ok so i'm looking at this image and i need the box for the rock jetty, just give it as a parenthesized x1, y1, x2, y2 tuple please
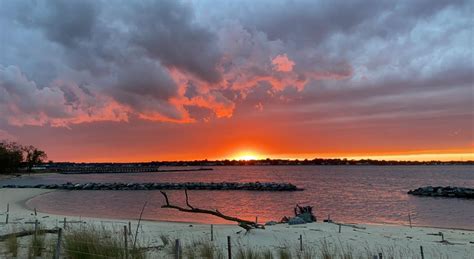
(0, 182, 303, 191)
(408, 186, 474, 199)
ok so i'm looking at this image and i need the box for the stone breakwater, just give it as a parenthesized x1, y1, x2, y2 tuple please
(408, 186, 474, 199)
(0, 182, 303, 191)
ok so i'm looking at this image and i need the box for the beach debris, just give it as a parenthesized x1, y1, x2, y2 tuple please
(297, 205, 317, 222)
(159, 190, 264, 231)
(281, 204, 317, 225)
(294, 204, 317, 222)
(288, 217, 306, 225)
(323, 214, 333, 223)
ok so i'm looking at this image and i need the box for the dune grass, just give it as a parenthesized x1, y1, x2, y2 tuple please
(63, 226, 145, 259)
(28, 232, 45, 258)
(5, 234, 18, 257)
(156, 235, 433, 259)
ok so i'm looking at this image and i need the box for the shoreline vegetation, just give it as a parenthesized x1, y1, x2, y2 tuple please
(0, 188, 473, 258)
(42, 158, 474, 170)
(3, 158, 469, 177)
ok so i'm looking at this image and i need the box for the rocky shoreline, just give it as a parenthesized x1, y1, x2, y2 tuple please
(0, 182, 303, 191)
(408, 186, 474, 199)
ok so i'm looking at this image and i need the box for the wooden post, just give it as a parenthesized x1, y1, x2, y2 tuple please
(175, 239, 181, 259)
(124, 226, 129, 259)
(63, 217, 67, 229)
(408, 213, 412, 228)
(128, 221, 132, 236)
(33, 219, 38, 254)
(34, 207, 37, 216)
(54, 228, 62, 259)
(34, 219, 38, 240)
(5, 203, 9, 224)
(378, 252, 382, 259)
(255, 216, 258, 224)
(227, 236, 232, 259)
(299, 234, 303, 251)
(338, 224, 341, 233)
(439, 232, 444, 242)
(420, 246, 424, 259)
(211, 224, 214, 241)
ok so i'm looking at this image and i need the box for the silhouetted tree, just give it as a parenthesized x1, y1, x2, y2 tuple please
(0, 141, 23, 174)
(22, 145, 47, 172)
(0, 141, 48, 174)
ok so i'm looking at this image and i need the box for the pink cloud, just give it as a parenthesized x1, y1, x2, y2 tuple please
(271, 54, 295, 72)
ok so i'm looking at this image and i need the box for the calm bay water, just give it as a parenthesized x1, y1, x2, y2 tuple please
(4, 165, 474, 229)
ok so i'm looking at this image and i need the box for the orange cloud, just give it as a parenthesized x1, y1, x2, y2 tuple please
(272, 54, 295, 72)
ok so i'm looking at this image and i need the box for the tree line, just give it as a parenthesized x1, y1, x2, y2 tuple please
(0, 141, 47, 174)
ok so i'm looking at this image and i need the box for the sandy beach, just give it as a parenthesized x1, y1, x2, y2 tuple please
(0, 188, 472, 258)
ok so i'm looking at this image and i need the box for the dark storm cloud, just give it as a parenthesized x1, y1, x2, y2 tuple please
(115, 61, 177, 101)
(16, 0, 222, 83)
(219, 0, 469, 46)
(128, 0, 222, 83)
(27, 0, 98, 48)
(0, 0, 472, 129)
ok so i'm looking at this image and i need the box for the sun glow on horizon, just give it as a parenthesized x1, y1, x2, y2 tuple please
(230, 150, 263, 161)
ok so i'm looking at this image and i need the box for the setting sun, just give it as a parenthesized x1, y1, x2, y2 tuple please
(231, 151, 262, 161)
(0, 1, 472, 256)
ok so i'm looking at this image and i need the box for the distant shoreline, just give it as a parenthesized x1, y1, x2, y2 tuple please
(34, 159, 474, 173)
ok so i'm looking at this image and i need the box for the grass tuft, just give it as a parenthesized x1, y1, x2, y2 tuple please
(28, 233, 45, 258)
(278, 246, 292, 259)
(63, 226, 145, 259)
(261, 249, 274, 259)
(235, 246, 261, 259)
(5, 234, 18, 257)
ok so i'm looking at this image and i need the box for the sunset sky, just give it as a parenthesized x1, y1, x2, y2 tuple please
(0, 0, 473, 162)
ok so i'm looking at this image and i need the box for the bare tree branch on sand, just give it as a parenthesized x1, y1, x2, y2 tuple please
(160, 190, 264, 231)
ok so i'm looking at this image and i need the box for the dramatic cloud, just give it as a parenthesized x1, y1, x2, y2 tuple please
(272, 54, 295, 72)
(0, 0, 472, 160)
(0, 65, 129, 127)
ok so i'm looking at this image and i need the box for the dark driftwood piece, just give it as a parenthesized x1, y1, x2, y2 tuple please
(294, 204, 317, 221)
(0, 229, 59, 241)
(160, 190, 264, 231)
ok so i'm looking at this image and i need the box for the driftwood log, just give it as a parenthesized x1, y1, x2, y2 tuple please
(160, 190, 264, 231)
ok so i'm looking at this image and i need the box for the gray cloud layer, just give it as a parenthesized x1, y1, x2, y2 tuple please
(0, 0, 472, 129)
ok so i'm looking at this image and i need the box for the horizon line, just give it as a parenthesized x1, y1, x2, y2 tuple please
(47, 153, 474, 164)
